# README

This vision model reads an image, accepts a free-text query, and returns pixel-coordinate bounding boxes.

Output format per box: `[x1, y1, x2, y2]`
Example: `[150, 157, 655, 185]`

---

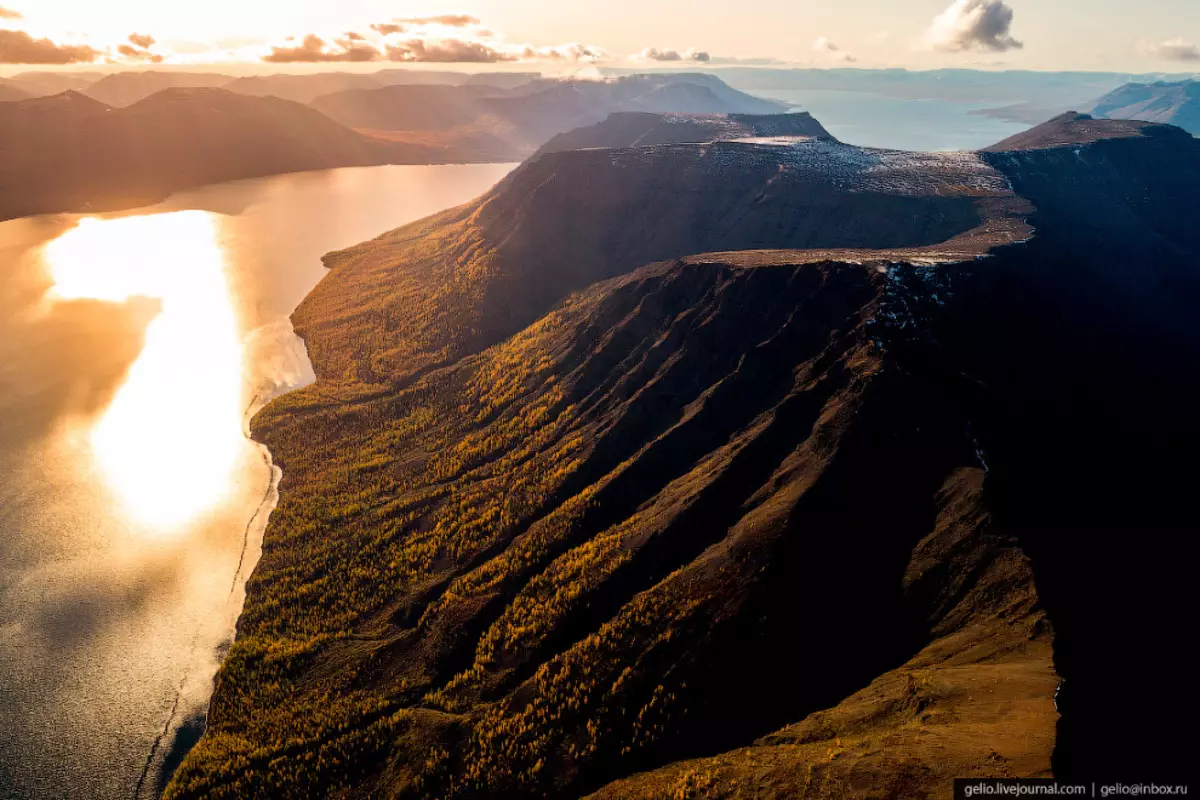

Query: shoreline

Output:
[140, 354, 312, 799]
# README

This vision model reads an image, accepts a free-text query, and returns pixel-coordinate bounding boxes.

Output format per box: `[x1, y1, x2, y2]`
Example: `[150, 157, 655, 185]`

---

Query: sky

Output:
[2, 0, 1199, 73]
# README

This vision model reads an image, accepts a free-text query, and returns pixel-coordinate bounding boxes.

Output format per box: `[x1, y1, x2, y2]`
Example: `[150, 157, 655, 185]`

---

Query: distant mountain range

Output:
[309, 74, 788, 157]
[0, 88, 416, 220]
[0, 68, 547, 107]
[1088, 80, 1200, 135]
[0, 74, 791, 220]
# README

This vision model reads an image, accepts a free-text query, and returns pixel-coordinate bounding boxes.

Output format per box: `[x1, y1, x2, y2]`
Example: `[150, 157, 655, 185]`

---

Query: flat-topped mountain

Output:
[0, 88, 442, 220]
[166, 112, 1198, 796]
[535, 111, 833, 156]
[984, 110, 1185, 151]
[289, 137, 1024, 387]
[1088, 80, 1200, 135]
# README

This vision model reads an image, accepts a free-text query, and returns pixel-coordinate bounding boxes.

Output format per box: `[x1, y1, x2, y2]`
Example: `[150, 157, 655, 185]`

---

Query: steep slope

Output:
[165, 130, 1052, 799]
[0, 88, 449, 220]
[167, 115, 1199, 797]
[970, 117, 1200, 780]
[535, 111, 833, 156]
[291, 138, 1023, 388]
[1088, 80, 1200, 135]
[311, 74, 789, 160]
[82, 70, 234, 106]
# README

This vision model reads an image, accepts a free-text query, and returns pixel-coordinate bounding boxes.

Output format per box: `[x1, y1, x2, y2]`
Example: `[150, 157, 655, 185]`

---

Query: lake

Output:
[753, 89, 1029, 151]
[0, 163, 516, 799]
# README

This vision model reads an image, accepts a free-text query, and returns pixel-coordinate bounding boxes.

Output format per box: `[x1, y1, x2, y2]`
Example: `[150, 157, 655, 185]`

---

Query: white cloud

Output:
[638, 47, 711, 63]
[923, 0, 1023, 53]
[1141, 38, 1200, 62]
[262, 18, 606, 65]
[813, 36, 857, 63]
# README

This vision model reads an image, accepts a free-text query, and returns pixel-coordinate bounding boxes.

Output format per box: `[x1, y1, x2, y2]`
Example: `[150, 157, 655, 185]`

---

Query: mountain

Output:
[223, 72, 387, 104]
[82, 71, 234, 106]
[985, 110, 1183, 150]
[312, 74, 790, 159]
[365, 69, 540, 90]
[310, 84, 503, 131]
[164, 112, 1199, 796]
[0, 79, 31, 102]
[4, 71, 104, 97]
[535, 111, 833, 155]
[463, 72, 542, 90]
[1088, 80, 1200, 135]
[0, 88, 446, 220]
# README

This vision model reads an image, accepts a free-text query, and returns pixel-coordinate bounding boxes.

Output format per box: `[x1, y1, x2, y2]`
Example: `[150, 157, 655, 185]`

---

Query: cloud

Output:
[924, 0, 1023, 52]
[116, 43, 164, 63]
[266, 16, 606, 65]
[1142, 38, 1200, 62]
[115, 32, 164, 62]
[263, 33, 381, 63]
[814, 36, 857, 63]
[0, 5, 21, 19]
[525, 42, 606, 62]
[638, 47, 711, 62]
[394, 14, 480, 27]
[370, 22, 406, 35]
[386, 37, 512, 63]
[0, 29, 100, 64]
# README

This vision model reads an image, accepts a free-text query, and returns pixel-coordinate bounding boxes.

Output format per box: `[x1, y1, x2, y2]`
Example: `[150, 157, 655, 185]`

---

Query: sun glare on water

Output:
[44, 212, 245, 531]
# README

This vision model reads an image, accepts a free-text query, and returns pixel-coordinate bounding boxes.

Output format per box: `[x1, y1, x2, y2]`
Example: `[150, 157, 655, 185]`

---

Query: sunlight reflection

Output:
[44, 212, 244, 530]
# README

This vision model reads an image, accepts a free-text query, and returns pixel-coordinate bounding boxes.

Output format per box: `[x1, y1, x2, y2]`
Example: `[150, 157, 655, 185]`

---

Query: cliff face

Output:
[168, 116, 1199, 797]
[296, 139, 1022, 387]
[963, 123, 1200, 779]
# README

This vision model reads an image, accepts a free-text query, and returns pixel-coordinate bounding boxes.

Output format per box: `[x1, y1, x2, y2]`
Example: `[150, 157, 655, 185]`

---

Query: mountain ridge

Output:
[0, 87, 425, 220]
[1087, 80, 1200, 135]
[164, 113, 1200, 796]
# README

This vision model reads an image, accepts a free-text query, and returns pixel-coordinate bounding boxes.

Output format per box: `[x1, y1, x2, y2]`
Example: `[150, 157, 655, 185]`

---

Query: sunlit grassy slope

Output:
[163, 135, 1062, 798]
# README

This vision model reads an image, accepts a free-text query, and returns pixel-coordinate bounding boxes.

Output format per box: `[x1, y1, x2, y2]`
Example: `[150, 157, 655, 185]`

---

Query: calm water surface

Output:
[0, 163, 515, 799]
[756, 89, 1028, 151]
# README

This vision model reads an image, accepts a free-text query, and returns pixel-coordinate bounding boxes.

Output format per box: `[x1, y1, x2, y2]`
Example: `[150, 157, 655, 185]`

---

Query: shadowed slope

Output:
[294, 139, 1020, 388]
